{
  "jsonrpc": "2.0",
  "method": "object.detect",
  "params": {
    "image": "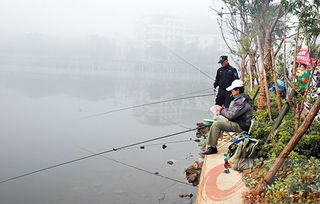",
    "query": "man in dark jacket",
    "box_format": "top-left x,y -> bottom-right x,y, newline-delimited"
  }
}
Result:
213,56 -> 239,108
202,80 -> 253,155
